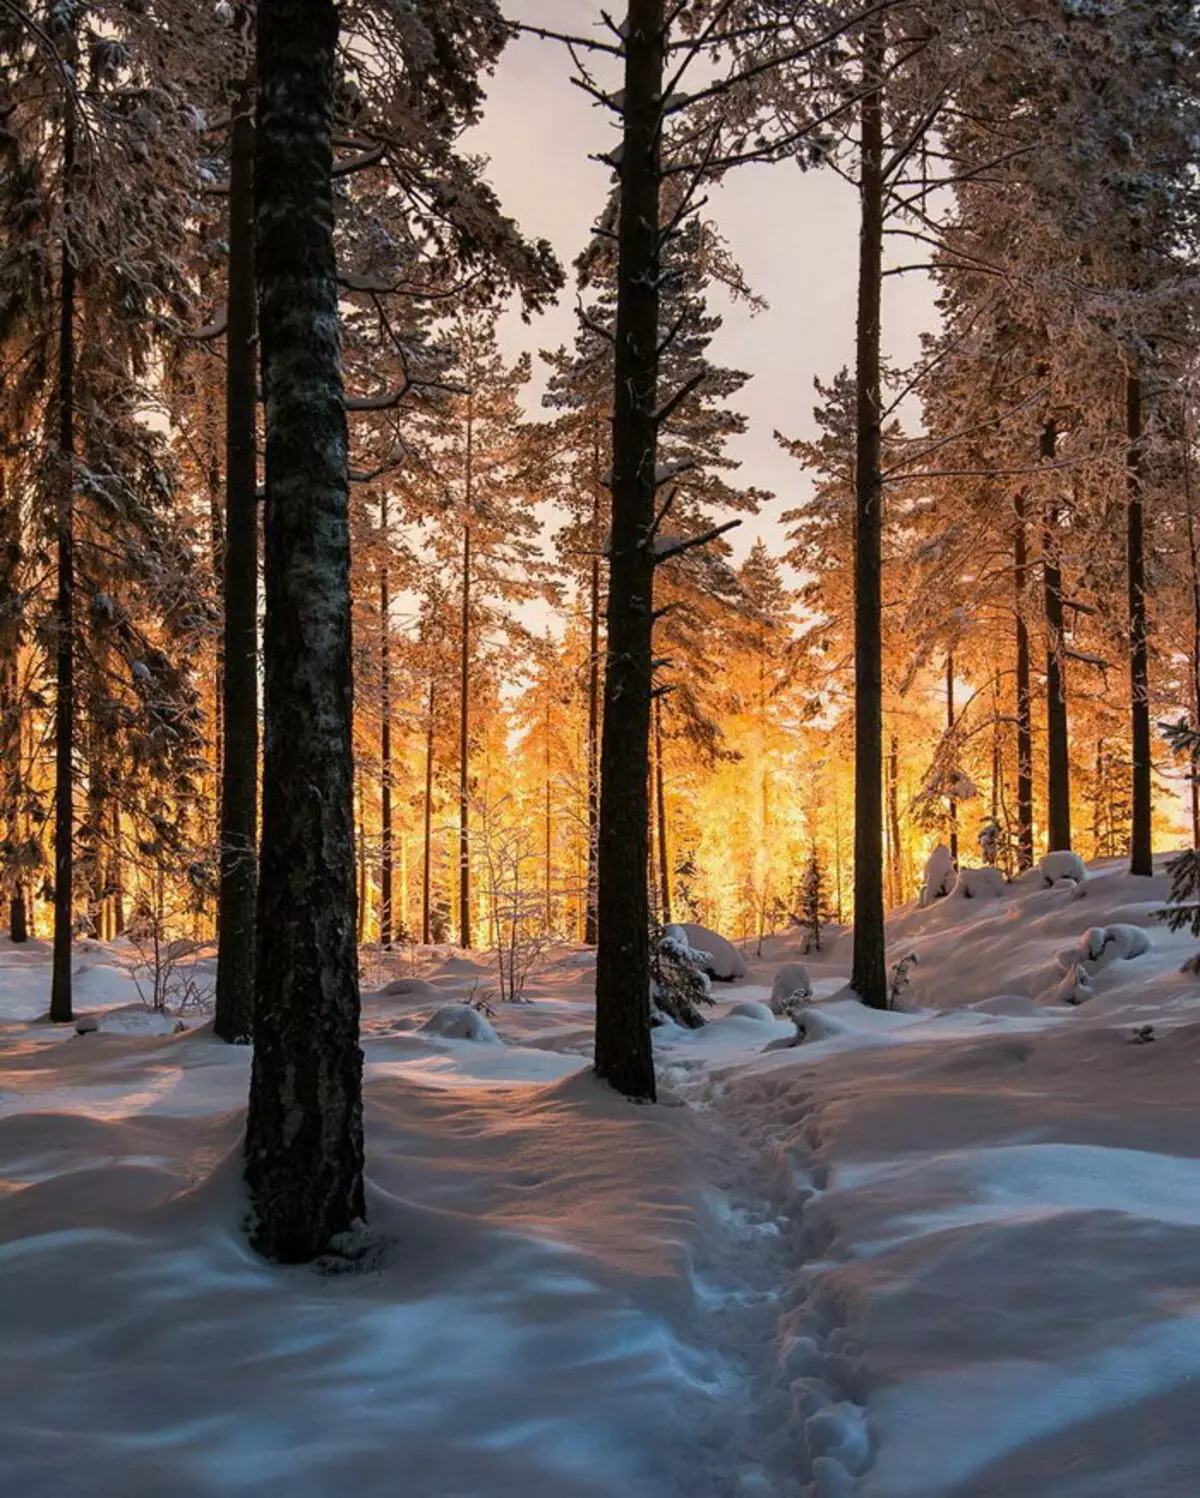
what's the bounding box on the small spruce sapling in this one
[651,923,715,1029]
[798,848,830,954]
[1159,720,1200,972]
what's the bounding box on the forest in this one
[3,0,1200,1494]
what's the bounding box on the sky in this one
[467,0,942,561]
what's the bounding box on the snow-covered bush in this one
[673,922,747,980]
[957,866,1005,900]
[652,925,715,1029]
[1052,963,1095,1006]
[417,1004,500,1043]
[919,845,956,906]
[1074,924,1151,972]
[770,962,812,1016]
[1041,850,1086,887]
[888,952,920,1009]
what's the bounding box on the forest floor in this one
[2,857,1200,1496]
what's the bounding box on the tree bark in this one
[945,652,958,863]
[214,69,259,1043]
[49,83,77,1025]
[458,511,472,949]
[654,695,671,924]
[0,463,26,944]
[887,732,902,906]
[851,14,888,1010]
[244,0,364,1264]
[1013,493,1034,870]
[422,676,435,944]
[585,469,602,945]
[1126,373,1152,876]
[379,492,394,944]
[1042,420,1071,852]
[593,0,663,1100]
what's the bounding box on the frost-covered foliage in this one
[957,866,1006,900]
[920,845,957,906]
[888,952,920,1011]
[1159,850,1200,969]
[770,962,812,1017]
[652,924,715,1029]
[1042,851,1088,887]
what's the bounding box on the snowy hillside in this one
[2,858,1199,1497]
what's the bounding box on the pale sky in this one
[468,1,941,561]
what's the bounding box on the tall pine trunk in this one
[1185,443,1200,847]
[422,676,435,944]
[851,15,887,1010]
[244,0,364,1263]
[945,653,958,862]
[458,488,472,947]
[0,465,26,944]
[886,733,902,907]
[1013,493,1034,870]
[654,696,671,924]
[379,492,394,945]
[214,71,259,1043]
[585,473,602,944]
[1042,420,1071,852]
[1126,374,1152,875]
[49,84,77,1024]
[594,0,663,1101]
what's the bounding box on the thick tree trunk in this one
[422,677,435,945]
[1042,420,1071,852]
[593,0,663,1100]
[1185,465,1200,848]
[945,652,958,863]
[1013,494,1035,870]
[214,71,259,1043]
[49,91,77,1025]
[0,464,26,944]
[244,0,364,1264]
[379,493,393,945]
[1126,374,1152,876]
[458,515,471,948]
[851,16,888,1010]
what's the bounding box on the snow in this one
[920,844,957,903]
[4,859,1200,1495]
[674,922,748,980]
[1042,849,1088,885]
[770,962,813,1013]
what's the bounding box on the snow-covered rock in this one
[417,1004,500,1043]
[382,977,444,998]
[77,1004,183,1036]
[770,962,813,1015]
[728,1000,776,1023]
[674,923,747,981]
[920,845,957,905]
[1041,850,1087,886]
[957,866,1006,900]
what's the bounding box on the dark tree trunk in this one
[851,15,888,1010]
[458,515,471,948]
[49,89,77,1025]
[1041,420,1071,852]
[379,492,394,945]
[544,688,553,934]
[214,71,259,1043]
[1013,493,1034,870]
[1185,450,1200,848]
[593,0,663,1101]
[945,652,958,863]
[585,473,602,945]
[422,677,435,945]
[244,0,364,1264]
[1126,374,1152,876]
[654,695,671,924]
[0,462,26,944]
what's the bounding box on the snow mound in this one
[1077,923,1152,972]
[1041,849,1087,886]
[956,866,1005,900]
[770,963,813,1015]
[1051,963,1096,1006]
[417,1004,500,1043]
[969,993,1043,1018]
[920,845,957,904]
[77,1004,183,1036]
[675,923,747,981]
[727,1000,775,1023]
[382,977,445,998]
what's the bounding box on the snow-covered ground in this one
[2,858,1199,1496]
